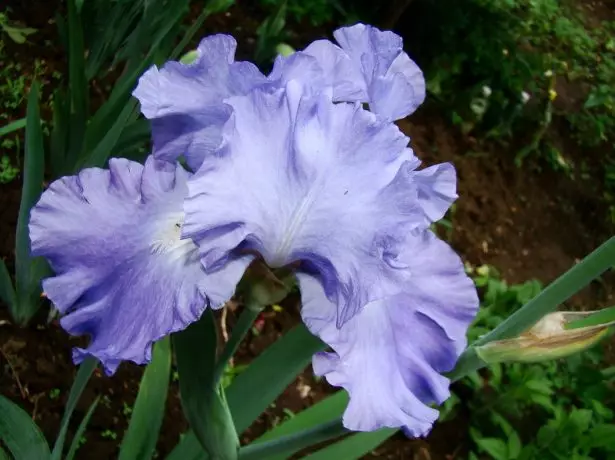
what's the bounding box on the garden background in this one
[1,0,615,458]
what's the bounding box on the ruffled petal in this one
[133,35,267,170]
[301,23,425,121]
[412,162,457,225]
[29,156,246,374]
[300,230,478,434]
[299,39,366,101]
[184,82,448,327]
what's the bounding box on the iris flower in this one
[30,23,478,435]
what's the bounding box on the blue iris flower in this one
[29,24,478,435]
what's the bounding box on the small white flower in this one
[544,69,553,78]
[521,91,531,104]
[481,85,492,97]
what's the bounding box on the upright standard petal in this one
[184,81,452,328]
[298,23,426,120]
[29,156,248,374]
[301,230,478,434]
[133,35,268,171]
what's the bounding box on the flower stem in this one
[213,302,263,385]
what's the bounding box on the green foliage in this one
[259,0,336,26]
[451,264,615,460]
[404,0,615,152]
[0,39,48,184]
[0,155,19,183]
[119,338,171,460]
[0,10,36,44]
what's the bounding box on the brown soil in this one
[1,1,615,459]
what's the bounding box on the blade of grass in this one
[64,396,100,460]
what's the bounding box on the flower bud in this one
[475,311,615,364]
[521,91,531,104]
[275,43,296,57]
[179,50,199,65]
[481,85,492,98]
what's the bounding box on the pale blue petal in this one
[133,35,267,170]
[29,156,246,373]
[301,230,478,434]
[184,82,432,327]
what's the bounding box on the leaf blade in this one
[302,429,396,460]
[64,396,101,460]
[166,324,325,460]
[0,118,26,138]
[51,357,97,460]
[228,323,325,433]
[173,310,239,459]
[119,337,172,460]
[0,258,16,309]
[0,395,51,460]
[13,81,47,325]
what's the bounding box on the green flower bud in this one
[180,50,199,65]
[475,311,615,364]
[275,43,295,57]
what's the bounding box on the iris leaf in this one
[0,258,15,309]
[51,356,97,460]
[167,323,325,460]
[0,118,26,137]
[301,429,397,460]
[173,309,239,459]
[451,236,615,380]
[64,396,100,460]
[13,81,48,326]
[119,337,171,460]
[0,394,51,460]
[66,0,88,168]
[240,392,350,460]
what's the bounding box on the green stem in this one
[238,420,347,460]
[449,236,615,382]
[213,304,262,385]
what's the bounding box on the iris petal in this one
[294,23,425,120]
[133,34,267,170]
[184,82,451,329]
[300,230,478,434]
[29,156,248,374]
